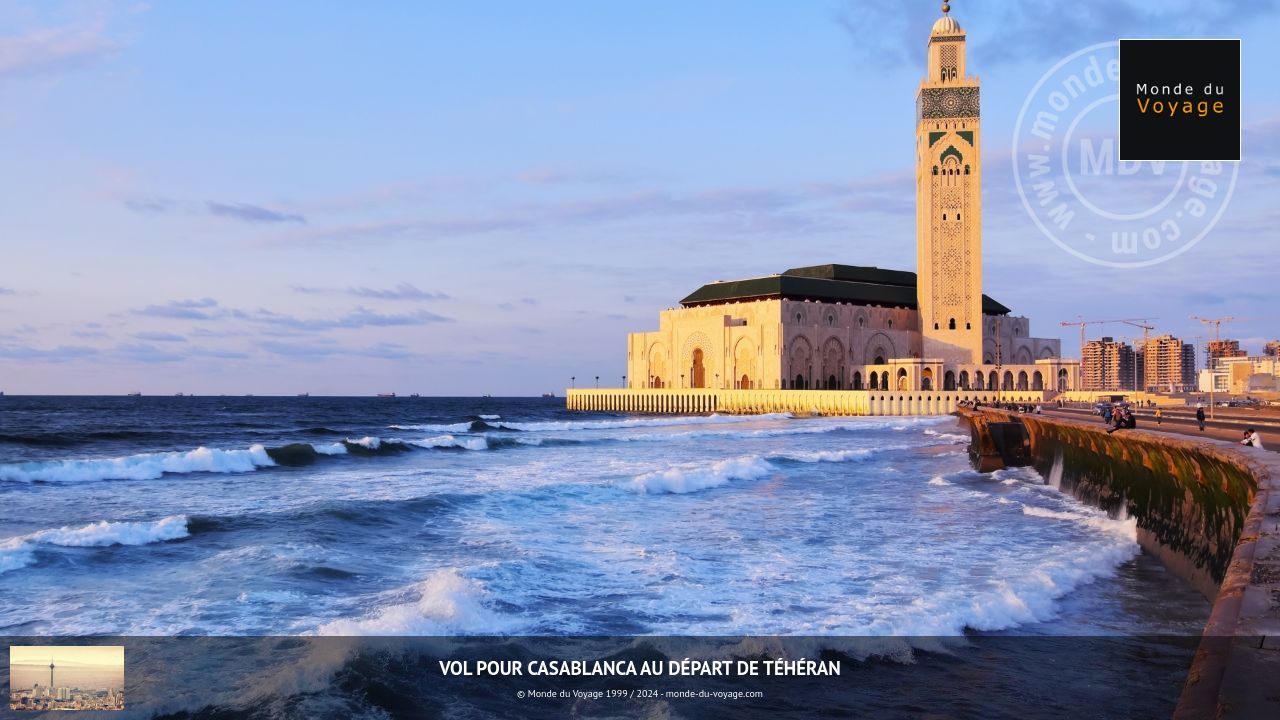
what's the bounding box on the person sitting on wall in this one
[1240,428,1265,450]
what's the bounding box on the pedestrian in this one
[1196,404,1206,432]
[1155,408,1163,426]
[1240,428,1265,451]
[1103,405,1113,425]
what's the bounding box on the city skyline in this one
[0,0,1277,395]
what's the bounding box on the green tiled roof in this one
[679,263,1012,315]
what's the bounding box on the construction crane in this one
[1190,315,1234,343]
[1059,317,1160,356]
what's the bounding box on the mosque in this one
[621,3,1079,400]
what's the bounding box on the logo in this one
[1012,42,1237,268]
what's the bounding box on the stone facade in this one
[615,5,1079,406]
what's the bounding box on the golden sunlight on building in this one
[570,3,1079,415]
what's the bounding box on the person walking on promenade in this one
[1102,405,1113,425]
[1196,405,1206,432]
[1155,408,1163,426]
[1240,428,1265,451]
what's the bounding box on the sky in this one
[1,0,1277,396]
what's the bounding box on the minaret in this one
[916,1,983,365]
[49,658,55,693]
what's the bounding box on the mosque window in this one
[887,319,893,329]
[949,318,956,330]
[932,166,938,175]
[826,314,835,327]
[934,323,939,330]
[858,316,865,328]
[964,165,970,175]
[795,312,802,323]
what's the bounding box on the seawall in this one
[566,388,1050,416]
[961,408,1280,719]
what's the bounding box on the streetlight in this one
[715,373,719,389]
[571,376,575,389]
[595,375,599,388]
[622,375,627,388]
[680,373,685,388]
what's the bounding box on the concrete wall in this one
[961,409,1280,719]
[566,388,1050,416]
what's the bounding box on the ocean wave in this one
[626,447,895,495]
[626,456,775,494]
[316,568,516,636]
[0,445,275,483]
[388,422,473,433]
[478,413,795,433]
[0,515,190,575]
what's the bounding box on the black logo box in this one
[1119,39,1240,162]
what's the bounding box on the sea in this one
[0,396,1211,718]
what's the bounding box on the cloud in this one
[246,306,452,332]
[258,340,419,361]
[131,298,223,321]
[293,283,450,301]
[124,197,177,214]
[132,331,186,343]
[0,344,99,362]
[0,287,14,295]
[497,297,540,311]
[349,283,449,301]
[0,19,122,79]
[208,202,307,224]
[113,343,184,363]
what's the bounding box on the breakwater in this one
[566,388,1049,415]
[961,408,1280,719]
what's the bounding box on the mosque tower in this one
[915,1,983,365]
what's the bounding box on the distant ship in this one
[377,393,396,398]
[297,393,310,397]
[542,392,556,398]
[127,392,142,397]
[409,393,421,398]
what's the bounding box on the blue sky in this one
[1,0,1277,395]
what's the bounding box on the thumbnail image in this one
[8,645,124,711]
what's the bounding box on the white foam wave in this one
[388,422,472,433]
[0,446,274,484]
[767,448,880,463]
[0,515,190,575]
[1021,504,1137,537]
[479,414,501,420]
[346,436,384,449]
[409,435,488,451]
[316,568,514,635]
[311,443,348,455]
[927,475,951,486]
[626,456,774,495]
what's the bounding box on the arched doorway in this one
[691,349,706,388]
[921,367,933,391]
[972,372,983,390]
[1017,371,1028,390]
[943,370,955,391]
[869,371,878,390]
[988,370,998,390]
[1032,371,1044,390]
[652,376,663,389]
[853,371,863,390]
[740,374,751,389]
[827,374,838,390]
[958,370,969,390]
[880,373,889,390]
[1058,368,1069,391]
[1002,371,1014,390]
[795,374,806,389]
[897,368,909,390]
